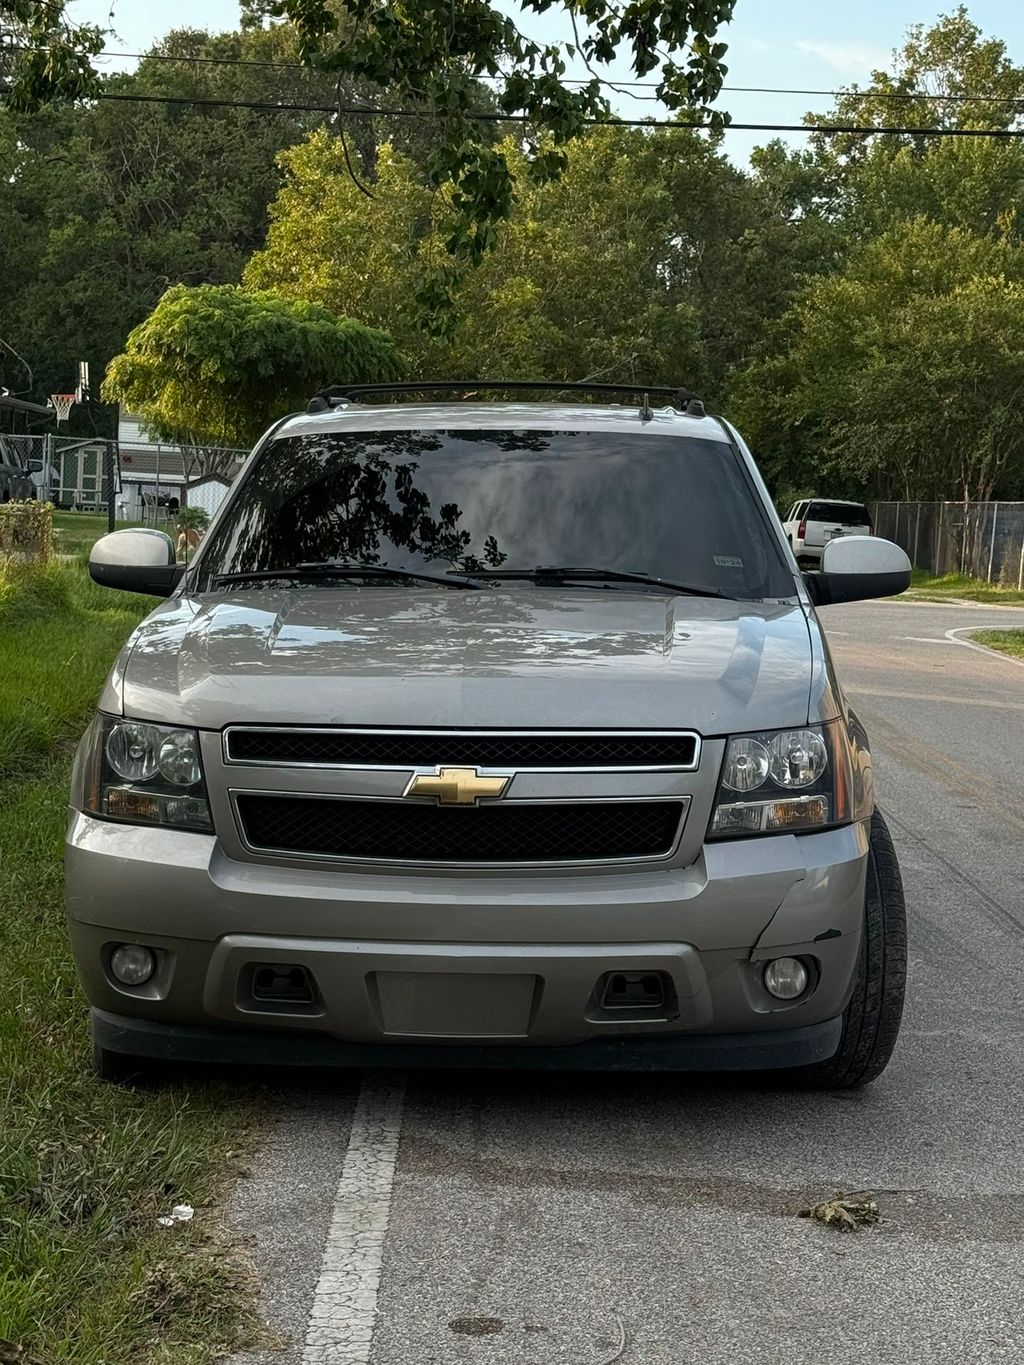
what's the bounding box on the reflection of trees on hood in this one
[179,584,685,677]
[215,431,511,575]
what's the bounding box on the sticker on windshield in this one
[714,555,744,568]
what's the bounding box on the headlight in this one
[709,722,853,839]
[84,716,212,831]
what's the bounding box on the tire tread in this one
[798,811,907,1088]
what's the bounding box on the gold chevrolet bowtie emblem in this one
[405,766,512,805]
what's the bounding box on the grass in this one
[51,512,147,557]
[0,558,148,783]
[970,629,1024,660]
[0,558,262,1363]
[905,570,1024,604]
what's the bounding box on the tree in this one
[6,1,737,334]
[0,23,354,421]
[101,284,404,451]
[278,0,736,333]
[727,10,1024,502]
[803,9,1024,244]
[448,127,703,387]
[246,126,712,384]
[821,6,1024,140]
[0,17,505,420]
[0,2,103,109]
[246,118,840,397]
[244,133,439,370]
[784,221,1024,504]
[250,121,836,389]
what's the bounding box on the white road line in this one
[946,626,1024,669]
[302,1073,406,1365]
[903,636,954,644]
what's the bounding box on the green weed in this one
[0,563,261,1363]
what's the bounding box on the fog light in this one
[763,956,808,1001]
[110,944,156,987]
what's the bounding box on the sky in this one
[67,0,1024,167]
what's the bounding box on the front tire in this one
[796,811,907,1088]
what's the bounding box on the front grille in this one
[225,728,698,770]
[235,794,685,864]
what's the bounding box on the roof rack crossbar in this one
[306,380,699,413]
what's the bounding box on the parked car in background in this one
[0,435,35,502]
[69,381,912,1089]
[26,456,57,502]
[783,498,872,565]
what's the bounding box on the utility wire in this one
[83,88,1024,136]
[11,45,1024,106]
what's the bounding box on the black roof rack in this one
[306,380,701,416]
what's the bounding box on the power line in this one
[15,45,1024,107]
[725,84,1024,106]
[87,88,1024,136]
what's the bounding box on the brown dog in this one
[176,527,202,561]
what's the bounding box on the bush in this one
[102,283,406,447]
[0,500,53,563]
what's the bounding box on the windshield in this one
[197,428,794,599]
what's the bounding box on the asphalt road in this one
[227,598,1024,1365]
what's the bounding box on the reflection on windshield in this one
[198,429,792,600]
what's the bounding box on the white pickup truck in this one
[783,498,872,565]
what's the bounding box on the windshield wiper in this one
[446,565,727,598]
[213,561,481,590]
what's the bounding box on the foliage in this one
[4,2,737,340]
[10,8,1024,502]
[0,498,52,562]
[806,8,1024,245]
[0,23,356,417]
[246,122,827,392]
[101,284,404,448]
[0,559,262,1363]
[176,505,211,534]
[784,221,1024,504]
[279,0,734,334]
[0,1,104,110]
[728,9,1024,502]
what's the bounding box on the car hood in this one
[111,587,825,734]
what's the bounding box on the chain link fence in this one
[872,501,1024,586]
[3,433,115,511]
[2,432,245,521]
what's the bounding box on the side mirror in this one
[89,529,185,597]
[804,536,911,606]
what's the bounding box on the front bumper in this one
[66,814,870,1066]
[92,1007,842,1072]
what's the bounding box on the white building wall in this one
[186,479,231,516]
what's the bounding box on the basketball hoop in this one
[50,393,76,425]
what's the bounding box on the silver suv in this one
[68,382,911,1086]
